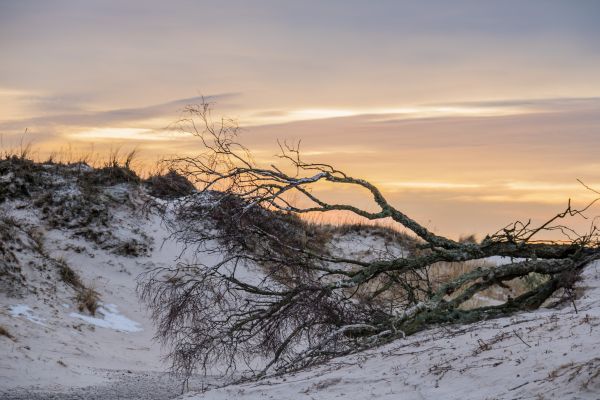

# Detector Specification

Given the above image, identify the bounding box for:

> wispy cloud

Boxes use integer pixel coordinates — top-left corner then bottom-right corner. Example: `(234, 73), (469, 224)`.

(432, 97), (600, 112)
(0, 93), (239, 133)
(239, 97), (600, 127)
(381, 181), (484, 190)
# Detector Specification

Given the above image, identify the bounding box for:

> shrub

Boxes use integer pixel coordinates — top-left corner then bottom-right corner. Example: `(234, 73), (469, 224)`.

(145, 170), (196, 199)
(56, 258), (101, 316)
(80, 165), (139, 186)
(76, 287), (100, 315)
(114, 238), (151, 257)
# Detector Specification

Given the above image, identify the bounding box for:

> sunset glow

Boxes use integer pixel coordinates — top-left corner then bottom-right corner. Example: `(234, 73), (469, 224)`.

(2, 0), (599, 238)
(72, 128), (162, 141)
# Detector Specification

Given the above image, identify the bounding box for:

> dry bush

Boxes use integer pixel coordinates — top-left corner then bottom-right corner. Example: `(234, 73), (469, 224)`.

(53, 256), (101, 315)
(146, 169), (196, 199)
(113, 238), (151, 257)
(80, 149), (140, 186)
(76, 287), (100, 315)
(55, 257), (101, 315)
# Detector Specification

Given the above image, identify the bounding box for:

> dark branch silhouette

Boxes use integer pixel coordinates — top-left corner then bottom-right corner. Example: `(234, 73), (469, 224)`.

(140, 103), (600, 381)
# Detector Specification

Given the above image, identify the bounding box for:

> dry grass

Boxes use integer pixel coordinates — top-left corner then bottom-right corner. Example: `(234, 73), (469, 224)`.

(1, 140), (143, 174)
(0, 325), (15, 341)
(57, 259), (102, 316)
(55, 254), (102, 314)
(76, 287), (100, 315)
(26, 227), (47, 257)
(57, 258), (84, 289)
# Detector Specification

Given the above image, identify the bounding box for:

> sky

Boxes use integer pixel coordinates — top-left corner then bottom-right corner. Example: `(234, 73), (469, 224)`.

(1, 0), (600, 238)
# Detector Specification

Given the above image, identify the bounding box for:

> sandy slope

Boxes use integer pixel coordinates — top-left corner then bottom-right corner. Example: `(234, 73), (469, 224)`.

(181, 261), (600, 400)
(0, 191), (213, 398)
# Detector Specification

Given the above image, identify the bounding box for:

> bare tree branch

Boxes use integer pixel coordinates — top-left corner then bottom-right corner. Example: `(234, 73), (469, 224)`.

(140, 103), (600, 380)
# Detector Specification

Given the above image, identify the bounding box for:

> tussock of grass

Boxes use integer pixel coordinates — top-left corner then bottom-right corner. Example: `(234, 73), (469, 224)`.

(57, 258), (84, 290)
(56, 258), (100, 315)
(76, 287), (100, 316)
(0, 325), (15, 341)
(56, 258), (102, 315)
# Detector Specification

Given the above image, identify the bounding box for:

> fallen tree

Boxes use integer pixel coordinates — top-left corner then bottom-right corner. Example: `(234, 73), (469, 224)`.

(140, 103), (600, 380)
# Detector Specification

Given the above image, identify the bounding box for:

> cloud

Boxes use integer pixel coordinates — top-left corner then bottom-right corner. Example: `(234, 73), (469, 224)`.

(431, 97), (600, 112)
(0, 93), (240, 133)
